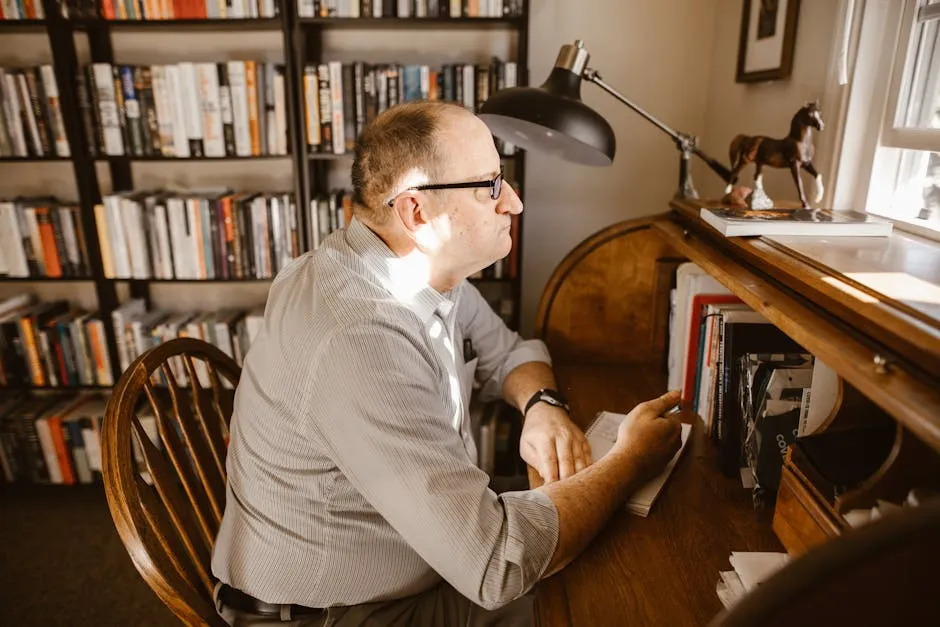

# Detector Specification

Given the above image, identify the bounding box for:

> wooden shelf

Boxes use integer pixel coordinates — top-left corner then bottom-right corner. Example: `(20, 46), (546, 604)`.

(0, 156), (71, 162)
(113, 278), (273, 283)
(95, 154), (290, 162)
(298, 17), (524, 29)
(72, 18), (280, 30)
(0, 384), (112, 391)
(0, 19), (47, 31)
(0, 276), (95, 282)
(308, 151), (352, 160)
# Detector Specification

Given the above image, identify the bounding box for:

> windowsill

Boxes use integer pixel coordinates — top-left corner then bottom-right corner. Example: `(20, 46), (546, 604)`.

(868, 210), (940, 243)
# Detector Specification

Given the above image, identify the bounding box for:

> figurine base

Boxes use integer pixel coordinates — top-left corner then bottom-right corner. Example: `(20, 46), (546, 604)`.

(746, 184), (775, 210)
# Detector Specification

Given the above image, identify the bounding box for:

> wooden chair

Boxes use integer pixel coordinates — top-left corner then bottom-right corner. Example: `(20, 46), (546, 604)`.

(708, 499), (940, 627)
(102, 338), (241, 626)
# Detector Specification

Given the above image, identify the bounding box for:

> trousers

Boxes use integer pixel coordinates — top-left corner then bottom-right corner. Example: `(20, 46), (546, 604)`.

(214, 581), (535, 627)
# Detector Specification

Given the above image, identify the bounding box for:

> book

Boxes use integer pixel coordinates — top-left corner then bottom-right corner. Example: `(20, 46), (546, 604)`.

(586, 411), (692, 517)
(700, 207), (893, 237)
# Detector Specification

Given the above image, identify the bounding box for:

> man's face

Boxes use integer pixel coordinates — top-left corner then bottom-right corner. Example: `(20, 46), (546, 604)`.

(424, 112), (524, 279)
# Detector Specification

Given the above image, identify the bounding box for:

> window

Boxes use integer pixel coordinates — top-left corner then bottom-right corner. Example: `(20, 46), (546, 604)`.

(835, 0), (940, 238)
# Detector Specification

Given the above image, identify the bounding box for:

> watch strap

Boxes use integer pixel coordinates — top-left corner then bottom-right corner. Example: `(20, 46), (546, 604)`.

(523, 388), (570, 416)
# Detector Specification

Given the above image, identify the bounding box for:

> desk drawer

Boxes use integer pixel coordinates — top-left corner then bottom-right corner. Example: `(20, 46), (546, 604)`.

(773, 464), (843, 555)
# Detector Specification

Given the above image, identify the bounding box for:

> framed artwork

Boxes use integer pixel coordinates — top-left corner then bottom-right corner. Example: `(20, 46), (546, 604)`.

(736, 0), (801, 83)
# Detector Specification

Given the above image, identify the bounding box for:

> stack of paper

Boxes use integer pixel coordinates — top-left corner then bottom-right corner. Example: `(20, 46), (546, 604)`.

(586, 411), (692, 517)
(716, 551), (790, 609)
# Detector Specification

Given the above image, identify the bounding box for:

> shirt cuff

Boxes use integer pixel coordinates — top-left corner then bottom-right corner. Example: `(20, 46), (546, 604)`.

(498, 488), (560, 593)
(496, 338), (552, 386)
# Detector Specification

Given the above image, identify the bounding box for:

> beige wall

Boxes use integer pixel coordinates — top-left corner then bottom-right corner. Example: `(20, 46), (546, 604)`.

(520, 0), (721, 333)
(519, 0), (843, 334)
(695, 0), (842, 201)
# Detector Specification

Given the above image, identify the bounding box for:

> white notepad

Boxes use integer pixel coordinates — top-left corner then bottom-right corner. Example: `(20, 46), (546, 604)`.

(586, 412), (692, 517)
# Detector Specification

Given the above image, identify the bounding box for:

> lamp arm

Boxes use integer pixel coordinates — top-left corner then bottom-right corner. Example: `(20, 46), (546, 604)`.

(583, 68), (732, 184)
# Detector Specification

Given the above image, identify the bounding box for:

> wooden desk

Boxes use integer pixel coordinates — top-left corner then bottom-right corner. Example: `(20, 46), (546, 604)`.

(530, 203), (940, 626)
(537, 363), (782, 627)
(533, 363), (781, 627)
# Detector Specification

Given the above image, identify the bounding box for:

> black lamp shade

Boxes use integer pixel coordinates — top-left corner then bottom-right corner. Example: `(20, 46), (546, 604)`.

(479, 67), (616, 167)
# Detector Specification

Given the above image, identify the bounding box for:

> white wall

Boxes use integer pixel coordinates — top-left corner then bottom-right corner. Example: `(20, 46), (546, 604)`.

(520, 0), (720, 334)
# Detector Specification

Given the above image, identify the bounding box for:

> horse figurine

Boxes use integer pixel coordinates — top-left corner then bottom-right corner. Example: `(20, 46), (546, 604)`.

(726, 101), (825, 208)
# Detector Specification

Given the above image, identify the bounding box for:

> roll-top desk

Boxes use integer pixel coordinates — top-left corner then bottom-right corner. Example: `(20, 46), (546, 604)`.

(529, 198), (940, 626)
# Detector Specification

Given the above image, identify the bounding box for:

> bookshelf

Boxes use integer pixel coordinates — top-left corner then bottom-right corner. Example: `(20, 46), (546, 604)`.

(1, 0), (530, 391)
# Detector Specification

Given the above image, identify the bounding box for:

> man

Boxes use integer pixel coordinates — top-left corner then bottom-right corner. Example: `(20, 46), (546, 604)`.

(211, 101), (682, 626)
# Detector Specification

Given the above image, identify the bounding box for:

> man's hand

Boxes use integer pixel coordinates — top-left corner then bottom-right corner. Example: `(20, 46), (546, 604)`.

(615, 390), (683, 482)
(520, 404), (591, 483)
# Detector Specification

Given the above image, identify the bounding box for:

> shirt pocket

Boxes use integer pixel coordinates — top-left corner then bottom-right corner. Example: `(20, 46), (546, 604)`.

(460, 357), (479, 415)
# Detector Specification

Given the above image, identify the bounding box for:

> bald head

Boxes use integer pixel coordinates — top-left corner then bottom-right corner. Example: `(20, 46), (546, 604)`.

(351, 101), (473, 225)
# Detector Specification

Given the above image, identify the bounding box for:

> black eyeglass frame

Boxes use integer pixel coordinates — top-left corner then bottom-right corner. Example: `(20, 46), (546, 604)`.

(386, 169), (503, 207)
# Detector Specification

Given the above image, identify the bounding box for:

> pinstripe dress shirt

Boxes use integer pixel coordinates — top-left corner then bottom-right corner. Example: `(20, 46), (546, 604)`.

(211, 218), (559, 610)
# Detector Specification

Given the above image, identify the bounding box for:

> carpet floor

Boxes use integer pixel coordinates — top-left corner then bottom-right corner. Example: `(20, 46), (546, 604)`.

(0, 483), (179, 626)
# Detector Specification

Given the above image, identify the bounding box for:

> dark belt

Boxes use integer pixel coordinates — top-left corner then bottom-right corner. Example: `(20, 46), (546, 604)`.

(217, 583), (324, 620)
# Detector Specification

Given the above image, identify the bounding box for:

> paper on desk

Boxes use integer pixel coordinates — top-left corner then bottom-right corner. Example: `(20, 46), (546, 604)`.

(586, 411), (692, 516)
(728, 552), (790, 592)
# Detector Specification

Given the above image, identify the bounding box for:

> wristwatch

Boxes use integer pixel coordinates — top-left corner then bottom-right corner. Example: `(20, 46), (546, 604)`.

(523, 388), (571, 416)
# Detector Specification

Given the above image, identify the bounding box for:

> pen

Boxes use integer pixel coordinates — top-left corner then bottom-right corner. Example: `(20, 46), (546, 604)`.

(663, 401), (682, 418)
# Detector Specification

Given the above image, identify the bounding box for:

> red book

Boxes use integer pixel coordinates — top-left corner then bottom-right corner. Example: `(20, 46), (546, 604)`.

(682, 294), (742, 403)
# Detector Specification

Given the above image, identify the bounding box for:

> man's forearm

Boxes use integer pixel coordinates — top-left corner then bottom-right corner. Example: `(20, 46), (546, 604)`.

(502, 361), (557, 413)
(536, 449), (647, 577)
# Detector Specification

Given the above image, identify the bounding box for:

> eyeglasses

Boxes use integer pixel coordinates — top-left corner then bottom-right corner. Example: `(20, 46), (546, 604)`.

(386, 169), (503, 207)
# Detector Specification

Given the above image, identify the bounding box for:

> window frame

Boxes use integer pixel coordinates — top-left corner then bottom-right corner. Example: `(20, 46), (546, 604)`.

(831, 0), (940, 241)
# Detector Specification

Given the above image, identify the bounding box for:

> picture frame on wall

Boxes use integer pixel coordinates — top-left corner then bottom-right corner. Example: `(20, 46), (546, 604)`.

(736, 0), (802, 83)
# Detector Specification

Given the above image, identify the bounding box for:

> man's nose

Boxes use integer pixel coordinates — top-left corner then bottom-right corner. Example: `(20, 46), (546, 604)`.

(497, 182), (523, 215)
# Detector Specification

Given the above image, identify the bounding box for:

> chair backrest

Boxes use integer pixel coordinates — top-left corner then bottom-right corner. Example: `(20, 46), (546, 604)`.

(708, 499), (940, 627)
(102, 337), (241, 627)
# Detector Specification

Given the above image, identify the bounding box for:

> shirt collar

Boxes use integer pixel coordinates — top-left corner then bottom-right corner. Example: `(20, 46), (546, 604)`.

(345, 218), (456, 324)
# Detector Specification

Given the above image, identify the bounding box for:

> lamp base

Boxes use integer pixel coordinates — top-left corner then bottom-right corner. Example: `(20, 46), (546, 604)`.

(676, 147), (698, 199)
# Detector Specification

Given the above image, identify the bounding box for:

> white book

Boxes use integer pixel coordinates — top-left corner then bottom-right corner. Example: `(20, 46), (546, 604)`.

(186, 198), (205, 279)
(0, 293), (33, 317)
(586, 412), (692, 517)
(104, 194), (132, 278)
(700, 206), (893, 238)
(165, 65), (192, 157)
(120, 196), (150, 279)
(92, 63), (125, 156)
(150, 66), (176, 157)
(166, 197), (189, 279)
(1, 71), (27, 156)
(111, 298), (147, 373)
(177, 63), (205, 158)
(273, 68), (287, 155)
(667, 263), (730, 393)
(196, 63), (226, 157)
(227, 61), (252, 157)
(58, 207), (82, 273)
(16, 73), (42, 156)
(0, 202), (29, 277)
(462, 63), (474, 110)
(397, 0), (411, 17)
(20, 206), (46, 275)
(328, 61), (345, 155)
(153, 201), (174, 279)
(35, 418), (63, 484)
(502, 62), (517, 154)
(304, 66), (321, 148)
(40, 65), (70, 157)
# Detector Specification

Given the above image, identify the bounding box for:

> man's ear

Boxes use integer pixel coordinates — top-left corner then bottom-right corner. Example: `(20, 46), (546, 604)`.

(392, 193), (430, 240)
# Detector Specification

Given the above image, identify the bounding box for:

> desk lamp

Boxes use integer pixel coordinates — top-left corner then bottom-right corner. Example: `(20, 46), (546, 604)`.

(479, 40), (732, 199)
